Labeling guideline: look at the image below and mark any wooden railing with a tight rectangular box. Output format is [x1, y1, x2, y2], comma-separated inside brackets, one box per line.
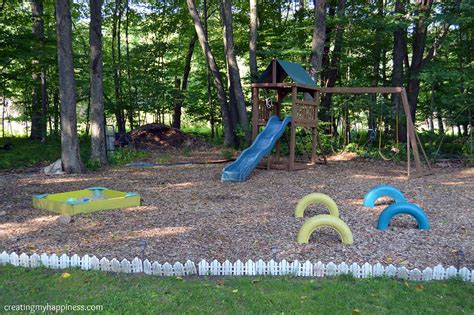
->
[257, 100, 275, 125]
[293, 100, 318, 127]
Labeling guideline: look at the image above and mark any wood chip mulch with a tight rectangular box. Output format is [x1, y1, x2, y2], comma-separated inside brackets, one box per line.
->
[0, 149, 473, 269]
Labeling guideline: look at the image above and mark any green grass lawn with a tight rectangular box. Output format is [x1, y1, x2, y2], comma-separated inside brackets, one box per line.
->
[0, 137, 148, 170]
[0, 265, 473, 314]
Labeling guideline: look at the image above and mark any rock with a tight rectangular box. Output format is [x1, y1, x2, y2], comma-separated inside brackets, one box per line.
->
[57, 215, 72, 224]
[44, 159, 65, 175]
[0, 211, 6, 216]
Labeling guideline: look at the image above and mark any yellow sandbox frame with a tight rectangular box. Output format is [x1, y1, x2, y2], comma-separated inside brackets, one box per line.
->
[32, 187, 141, 216]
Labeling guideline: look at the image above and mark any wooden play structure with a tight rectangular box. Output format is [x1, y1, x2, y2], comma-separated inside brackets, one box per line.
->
[251, 59, 431, 178]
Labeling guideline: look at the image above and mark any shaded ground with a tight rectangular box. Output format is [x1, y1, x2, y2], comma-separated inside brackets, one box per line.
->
[0, 150, 473, 269]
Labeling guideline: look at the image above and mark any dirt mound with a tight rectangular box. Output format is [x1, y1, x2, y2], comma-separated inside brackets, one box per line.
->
[130, 123, 208, 150]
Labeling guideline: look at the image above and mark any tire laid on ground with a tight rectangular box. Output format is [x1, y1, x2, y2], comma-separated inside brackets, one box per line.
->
[297, 214, 353, 245]
[377, 202, 430, 231]
[363, 185, 406, 208]
[295, 193, 339, 218]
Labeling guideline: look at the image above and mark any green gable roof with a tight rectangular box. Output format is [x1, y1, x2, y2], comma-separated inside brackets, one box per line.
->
[256, 59, 316, 86]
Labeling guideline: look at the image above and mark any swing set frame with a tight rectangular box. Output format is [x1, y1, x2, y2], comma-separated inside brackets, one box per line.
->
[317, 87, 432, 178]
[251, 60, 432, 179]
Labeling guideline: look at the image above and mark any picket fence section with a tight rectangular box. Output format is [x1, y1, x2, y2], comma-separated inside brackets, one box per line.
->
[0, 251, 472, 282]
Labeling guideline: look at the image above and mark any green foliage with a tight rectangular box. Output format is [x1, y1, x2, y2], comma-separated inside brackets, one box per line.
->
[157, 153, 172, 163]
[1, 265, 473, 313]
[0, 0, 471, 159]
[221, 148, 234, 160]
[183, 126, 224, 146]
[108, 148, 149, 166]
[0, 136, 151, 170]
[0, 137, 60, 169]
[85, 158, 102, 171]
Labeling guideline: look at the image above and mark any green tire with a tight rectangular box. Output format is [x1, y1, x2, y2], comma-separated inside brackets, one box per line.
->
[295, 193, 339, 218]
[297, 214, 353, 245]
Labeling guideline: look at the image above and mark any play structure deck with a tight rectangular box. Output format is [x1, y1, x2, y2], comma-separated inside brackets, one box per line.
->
[32, 187, 141, 216]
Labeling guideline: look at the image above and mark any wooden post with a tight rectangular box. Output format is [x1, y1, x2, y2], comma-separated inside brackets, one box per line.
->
[252, 87, 259, 142]
[415, 131, 432, 171]
[272, 59, 277, 84]
[400, 89, 422, 175]
[407, 114, 411, 178]
[311, 91, 320, 164]
[289, 86, 297, 171]
[275, 90, 284, 162]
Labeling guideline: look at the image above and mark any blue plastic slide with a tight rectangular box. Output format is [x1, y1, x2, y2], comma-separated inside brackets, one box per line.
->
[221, 115, 292, 182]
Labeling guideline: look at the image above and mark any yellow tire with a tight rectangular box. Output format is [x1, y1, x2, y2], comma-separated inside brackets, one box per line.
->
[297, 214, 353, 245]
[295, 193, 339, 218]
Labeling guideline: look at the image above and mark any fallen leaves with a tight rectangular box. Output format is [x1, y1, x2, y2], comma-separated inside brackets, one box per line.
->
[61, 272, 71, 279]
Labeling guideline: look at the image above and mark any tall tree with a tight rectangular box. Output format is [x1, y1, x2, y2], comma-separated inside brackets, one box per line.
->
[406, 0, 455, 121]
[249, 0, 258, 82]
[309, 0, 326, 84]
[89, 0, 107, 165]
[391, 0, 407, 142]
[321, 0, 346, 127]
[30, 0, 47, 141]
[202, 0, 216, 139]
[172, 33, 196, 129]
[112, 0, 126, 133]
[55, 0, 84, 173]
[222, 0, 250, 144]
[368, 0, 384, 131]
[124, 0, 133, 130]
[186, 0, 236, 147]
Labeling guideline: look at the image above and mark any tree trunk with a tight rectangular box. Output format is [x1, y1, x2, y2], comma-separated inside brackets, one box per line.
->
[249, 0, 258, 82]
[53, 89, 59, 135]
[428, 81, 435, 151]
[203, 0, 214, 140]
[407, 1, 455, 122]
[41, 70, 48, 139]
[309, 0, 326, 84]
[172, 34, 196, 129]
[1, 88, 5, 138]
[436, 110, 444, 134]
[321, 0, 345, 127]
[406, 1, 433, 121]
[391, 0, 407, 142]
[222, 0, 250, 144]
[112, 0, 126, 134]
[186, 0, 236, 147]
[89, 0, 107, 165]
[320, 3, 335, 86]
[125, 0, 133, 131]
[85, 91, 90, 135]
[30, 0, 47, 141]
[55, 0, 84, 173]
[368, 0, 383, 132]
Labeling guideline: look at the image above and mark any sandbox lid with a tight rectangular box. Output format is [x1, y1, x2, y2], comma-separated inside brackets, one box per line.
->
[32, 187, 141, 216]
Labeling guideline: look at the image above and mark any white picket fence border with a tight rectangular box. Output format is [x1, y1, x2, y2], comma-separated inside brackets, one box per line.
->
[0, 251, 472, 282]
